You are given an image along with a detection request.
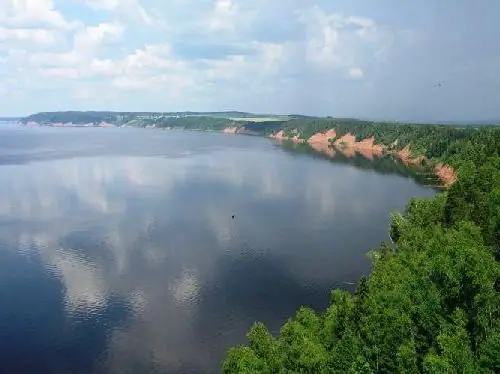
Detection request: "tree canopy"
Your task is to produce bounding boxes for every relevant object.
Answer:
[222,122,500,373]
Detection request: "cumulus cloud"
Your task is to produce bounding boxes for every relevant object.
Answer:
[348,67,364,79]
[0,0,499,120]
[0,27,59,45]
[0,0,77,29]
[73,21,124,55]
[38,67,80,79]
[0,0,392,113]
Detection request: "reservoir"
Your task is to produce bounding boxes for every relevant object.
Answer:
[0,126,434,373]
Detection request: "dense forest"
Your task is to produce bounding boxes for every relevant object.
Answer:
[222,126,500,372]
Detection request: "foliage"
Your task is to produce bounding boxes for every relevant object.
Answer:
[21,111,289,126]
[222,122,500,372]
[153,116,236,130]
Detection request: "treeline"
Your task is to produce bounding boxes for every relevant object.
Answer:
[153,116,235,130]
[22,111,500,171]
[243,119,500,169]
[21,111,293,125]
[151,115,497,170]
[222,126,500,372]
[23,111,122,124]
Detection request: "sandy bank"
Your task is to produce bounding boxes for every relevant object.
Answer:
[435,163,458,186]
[270,130,304,143]
[223,126,238,134]
[395,145,457,186]
[396,145,425,166]
[308,130,337,145]
[264,128,455,187]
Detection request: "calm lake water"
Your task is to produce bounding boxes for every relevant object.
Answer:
[0,126,434,373]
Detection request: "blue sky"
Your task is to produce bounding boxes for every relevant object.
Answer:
[1,0,499,121]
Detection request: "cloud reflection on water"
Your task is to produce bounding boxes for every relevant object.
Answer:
[0,130,434,373]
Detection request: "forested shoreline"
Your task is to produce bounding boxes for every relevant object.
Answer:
[21,111,500,372]
[22,111,499,184]
[222,125,500,372]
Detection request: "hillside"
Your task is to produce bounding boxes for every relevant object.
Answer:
[20,111,296,125]
[222,126,500,372]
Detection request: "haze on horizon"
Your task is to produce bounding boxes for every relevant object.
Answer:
[1,1,499,122]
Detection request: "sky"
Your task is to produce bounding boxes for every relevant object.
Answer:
[1,0,499,121]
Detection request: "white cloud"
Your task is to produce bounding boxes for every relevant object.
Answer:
[104,44,192,91]
[209,0,238,30]
[296,6,384,71]
[203,55,246,81]
[122,44,183,71]
[347,16,376,29]
[38,67,80,79]
[0,0,79,29]
[297,6,341,67]
[0,27,59,45]
[348,67,364,79]
[28,21,124,74]
[74,21,124,56]
[0,1,430,117]
[89,58,117,75]
[31,50,80,68]
[256,42,287,74]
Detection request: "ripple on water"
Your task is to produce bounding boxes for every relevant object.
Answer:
[0,127,436,373]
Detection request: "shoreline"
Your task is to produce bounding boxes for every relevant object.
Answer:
[18,122,457,187]
[267,128,457,187]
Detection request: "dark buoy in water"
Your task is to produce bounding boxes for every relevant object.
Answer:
[232,215,235,219]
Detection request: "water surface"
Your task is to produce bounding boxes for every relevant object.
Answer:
[0,126,434,373]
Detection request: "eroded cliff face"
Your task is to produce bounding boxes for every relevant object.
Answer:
[396,145,424,166]
[435,163,458,186]
[275,129,388,160]
[269,128,457,186]
[334,133,356,147]
[269,130,304,143]
[223,126,238,134]
[308,130,337,145]
[354,137,384,154]
[307,131,383,160]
